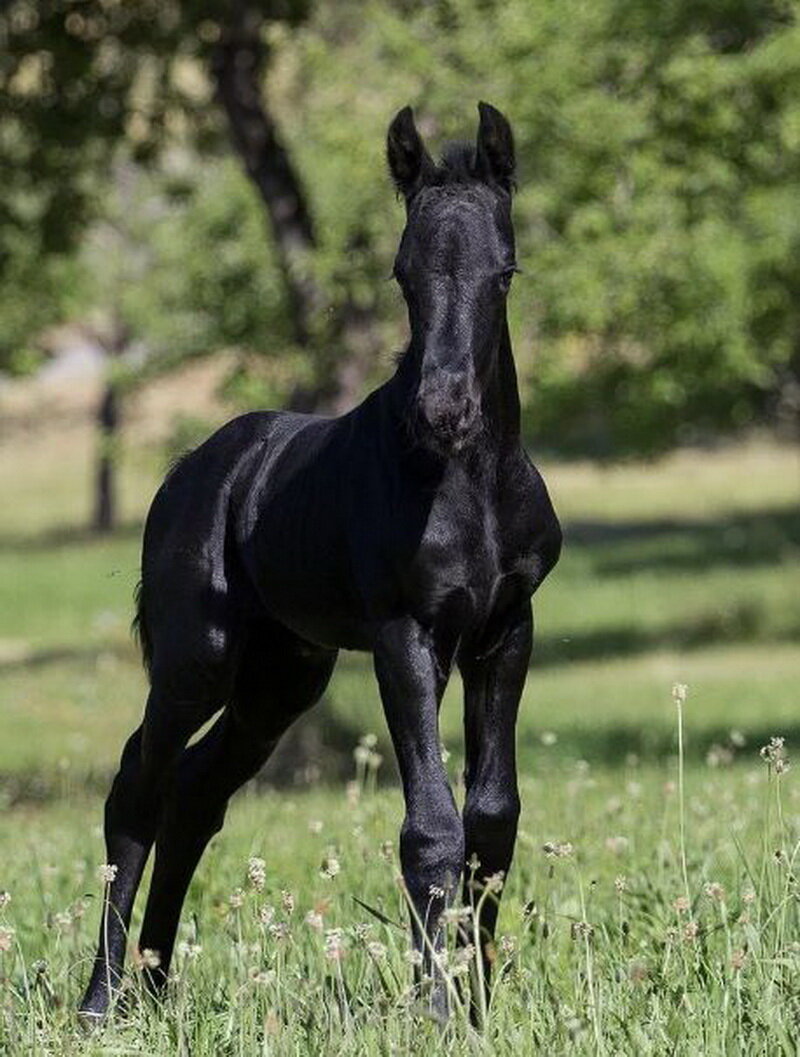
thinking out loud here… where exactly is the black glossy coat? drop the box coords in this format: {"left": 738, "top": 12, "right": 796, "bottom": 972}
{"left": 80, "top": 103, "right": 561, "bottom": 1022}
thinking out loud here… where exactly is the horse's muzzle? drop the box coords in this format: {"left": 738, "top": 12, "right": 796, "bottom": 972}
{"left": 415, "top": 372, "right": 481, "bottom": 454}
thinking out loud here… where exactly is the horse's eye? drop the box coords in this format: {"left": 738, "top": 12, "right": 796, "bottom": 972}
{"left": 498, "top": 267, "right": 518, "bottom": 293}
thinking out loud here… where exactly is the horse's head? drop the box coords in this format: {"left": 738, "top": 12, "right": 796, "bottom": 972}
{"left": 388, "top": 102, "right": 517, "bottom": 455}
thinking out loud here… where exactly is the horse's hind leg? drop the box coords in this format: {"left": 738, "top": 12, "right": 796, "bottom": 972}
{"left": 79, "top": 677, "right": 226, "bottom": 1019}
{"left": 137, "top": 628, "right": 337, "bottom": 986}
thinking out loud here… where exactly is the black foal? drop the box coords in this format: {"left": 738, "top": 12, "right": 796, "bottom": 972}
{"left": 80, "top": 102, "right": 561, "bottom": 1022}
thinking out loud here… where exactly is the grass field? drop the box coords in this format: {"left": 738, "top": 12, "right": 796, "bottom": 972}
{"left": 0, "top": 380, "right": 798, "bottom": 1053}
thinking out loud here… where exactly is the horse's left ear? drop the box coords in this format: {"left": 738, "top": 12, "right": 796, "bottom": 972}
{"left": 474, "top": 101, "right": 515, "bottom": 193}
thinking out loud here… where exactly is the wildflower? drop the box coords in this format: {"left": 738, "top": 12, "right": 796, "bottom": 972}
{"left": 96, "top": 863, "right": 117, "bottom": 885}
{"left": 269, "top": 922, "right": 290, "bottom": 941}
{"left": 673, "top": 896, "right": 691, "bottom": 913}
{"left": 319, "top": 856, "right": 340, "bottom": 880}
{"left": 760, "top": 736, "right": 790, "bottom": 774}
{"left": 706, "top": 744, "right": 733, "bottom": 768}
{"left": 0, "top": 927, "right": 15, "bottom": 953}
{"left": 467, "top": 853, "right": 481, "bottom": 872}
{"left": 308, "top": 819, "right": 324, "bottom": 834}
{"left": 704, "top": 882, "right": 725, "bottom": 902}
{"left": 52, "top": 911, "right": 72, "bottom": 932}
{"left": 729, "top": 730, "right": 746, "bottom": 748}
{"left": 442, "top": 905, "right": 472, "bottom": 925}
{"left": 305, "top": 910, "right": 324, "bottom": 931}
{"left": 614, "top": 875, "right": 628, "bottom": 894}
{"left": 742, "top": 889, "right": 756, "bottom": 905}
{"left": 428, "top": 884, "right": 445, "bottom": 899}
{"left": 730, "top": 948, "right": 747, "bottom": 972}
{"left": 379, "top": 840, "right": 394, "bottom": 862}
{"left": 259, "top": 904, "right": 276, "bottom": 926}
{"left": 324, "top": 929, "right": 346, "bottom": 962}
{"left": 405, "top": 948, "right": 423, "bottom": 967}
{"left": 353, "top": 922, "right": 372, "bottom": 940}
{"left": 683, "top": 921, "right": 699, "bottom": 942}
{"left": 542, "top": 841, "right": 573, "bottom": 859}
{"left": 138, "top": 948, "right": 161, "bottom": 970}
{"left": 499, "top": 934, "right": 516, "bottom": 956}
{"left": 353, "top": 744, "right": 372, "bottom": 766}
{"left": 571, "top": 921, "right": 594, "bottom": 942}
{"left": 0, "top": 892, "right": 10, "bottom": 910}
{"left": 605, "top": 836, "right": 629, "bottom": 855}
{"left": 367, "top": 941, "right": 387, "bottom": 960}
{"left": 485, "top": 872, "right": 505, "bottom": 894}
{"left": 229, "top": 888, "right": 245, "bottom": 910}
{"left": 177, "top": 941, "right": 202, "bottom": 959}
{"left": 281, "top": 890, "right": 295, "bottom": 915}
{"left": 247, "top": 857, "right": 266, "bottom": 891}
{"left": 672, "top": 683, "right": 688, "bottom": 706}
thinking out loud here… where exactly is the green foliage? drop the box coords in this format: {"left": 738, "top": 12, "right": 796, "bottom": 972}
{"left": 2, "top": 0, "right": 800, "bottom": 451}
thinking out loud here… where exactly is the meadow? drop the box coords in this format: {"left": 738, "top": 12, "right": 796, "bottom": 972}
{"left": 0, "top": 377, "right": 798, "bottom": 1053}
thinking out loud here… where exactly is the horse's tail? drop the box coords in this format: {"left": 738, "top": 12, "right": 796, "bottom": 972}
{"left": 131, "top": 579, "right": 153, "bottom": 678}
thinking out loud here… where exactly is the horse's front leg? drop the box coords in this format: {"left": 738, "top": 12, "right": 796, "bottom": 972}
{"left": 459, "top": 601, "right": 532, "bottom": 1007}
{"left": 373, "top": 617, "right": 463, "bottom": 1021}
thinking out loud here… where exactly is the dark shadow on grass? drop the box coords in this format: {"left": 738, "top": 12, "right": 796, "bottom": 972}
{"left": 5, "top": 720, "right": 799, "bottom": 806}
{"left": 532, "top": 606, "right": 800, "bottom": 668}
{"left": 0, "top": 642, "right": 137, "bottom": 673}
{"left": 0, "top": 519, "right": 143, "bottom": 553}
{"left": 566, "top": 504, "right": 800, "bottom": 575}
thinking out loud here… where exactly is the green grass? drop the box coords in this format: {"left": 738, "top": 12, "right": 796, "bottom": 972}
{"left": 1, "top": 763, "right": 797, "bottom": 1053}
{"left": 0, "top": 429, "right": 798, "bottom": 1052}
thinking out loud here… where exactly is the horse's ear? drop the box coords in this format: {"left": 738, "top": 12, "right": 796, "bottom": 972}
{"left": 474, "top": 101, "right": 515, "bottom": 193}
{"left": 387, "top": 106, "right": 435, "bottom": 202}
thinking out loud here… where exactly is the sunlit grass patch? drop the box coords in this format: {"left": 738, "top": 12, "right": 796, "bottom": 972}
{"left": 0, "top": 730, "right": 797, "bottom": 1054}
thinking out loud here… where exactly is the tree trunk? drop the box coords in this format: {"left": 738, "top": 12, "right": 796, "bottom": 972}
{"left": 211, "top": 3, "right": 379, "bottom": 414}
{"left": 93, "top": 381, "right": 119, "bottom": 534}
{"left": 91, "top": 312, "right": 128, "bottom": 534}
{"left": 211, "top": 3, "right": 322, "bottom": 349}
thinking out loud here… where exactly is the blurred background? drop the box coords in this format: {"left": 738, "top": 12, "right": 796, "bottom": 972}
{"left": 0, "top": 0, "right": 798, "bottom": 801}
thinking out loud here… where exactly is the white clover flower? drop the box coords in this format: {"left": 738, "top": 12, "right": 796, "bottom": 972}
{"left": 259, "top": 904, "right": 276, "bottom": 926}
{"left": 672, "top": 683, "right": 688, "bottom": 706}
{"left": 96, "top": 863, "right": 118, "bottom": 885}
{"left": 366, "top": 941, "right": 387, "bottom": 960}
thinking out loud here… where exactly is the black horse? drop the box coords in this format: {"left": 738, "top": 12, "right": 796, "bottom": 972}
{"left": 80, "top": 102, "right": 561, "bottom": 1021}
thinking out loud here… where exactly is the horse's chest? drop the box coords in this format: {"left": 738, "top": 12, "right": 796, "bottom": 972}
{"left": 405, "top": 492, "right": 529, "bottom": 628}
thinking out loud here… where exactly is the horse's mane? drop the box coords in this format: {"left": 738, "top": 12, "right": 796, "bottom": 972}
{"left": 434, "top": 142, "right": 477, "bottom": 185}
{"left": 437, "top": 141, "right": 473, "bottom": 182}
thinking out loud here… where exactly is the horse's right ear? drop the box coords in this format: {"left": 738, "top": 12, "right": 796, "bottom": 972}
{"left": 387, "top": 106, "right": 435, "bottom": 202}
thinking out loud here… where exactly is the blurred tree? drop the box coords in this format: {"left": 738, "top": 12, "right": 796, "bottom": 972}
{"left": 2, "top": 0, "right": 799, "bottom": 469}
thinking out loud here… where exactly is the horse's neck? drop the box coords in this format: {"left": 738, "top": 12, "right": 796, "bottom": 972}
{"left": 483, "top": 316, "right": 521, "bottom": 451}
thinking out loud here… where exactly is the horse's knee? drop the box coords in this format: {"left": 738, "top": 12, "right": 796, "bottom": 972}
{"left": 464, "top": 788, "right": 520, "bottom": 848}
{"left": 400, "top": 802, "right": 465, "bottom": 899}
